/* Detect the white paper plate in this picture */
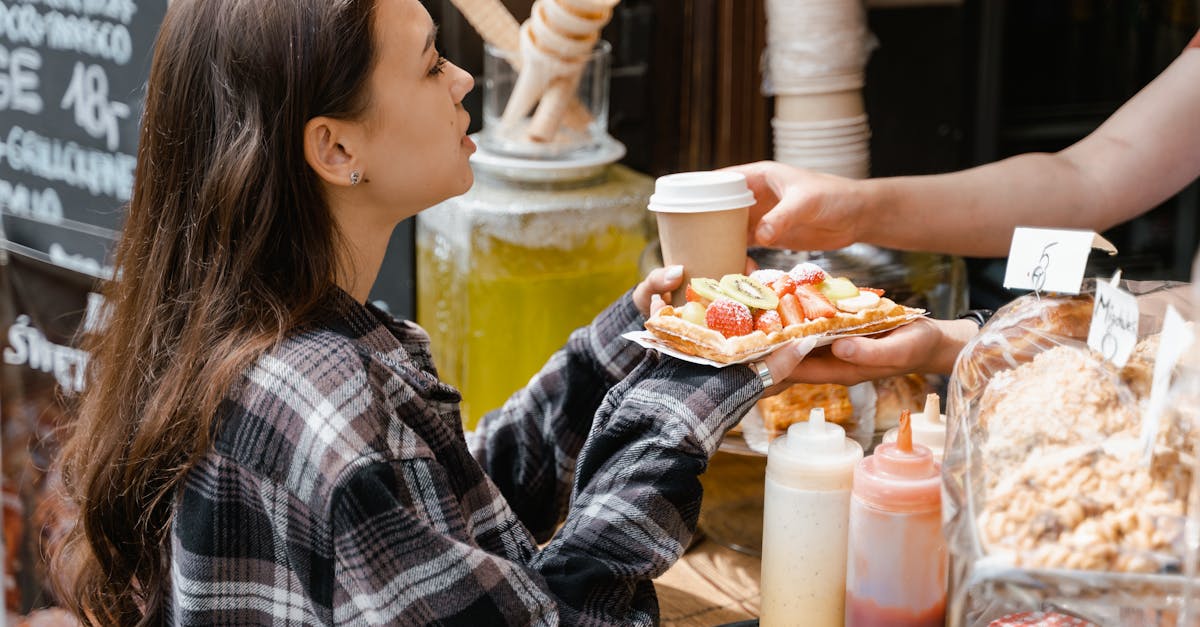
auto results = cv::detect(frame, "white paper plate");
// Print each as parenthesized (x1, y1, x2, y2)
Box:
(621, 311, 926, 368)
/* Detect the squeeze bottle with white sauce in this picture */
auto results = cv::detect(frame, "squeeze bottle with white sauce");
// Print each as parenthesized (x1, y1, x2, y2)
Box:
(760, 408, 864, 627)
(883, 393, 947, 462)
(845, 410, 946, 627)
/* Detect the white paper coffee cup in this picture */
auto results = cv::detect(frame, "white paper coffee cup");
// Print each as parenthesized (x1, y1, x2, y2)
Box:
(649, 171, 755, 305)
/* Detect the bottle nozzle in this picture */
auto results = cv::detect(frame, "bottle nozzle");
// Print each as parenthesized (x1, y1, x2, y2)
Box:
(898, 409, 913, 453)
(808, 407, 826, 430)
(923, 393, 942, 425)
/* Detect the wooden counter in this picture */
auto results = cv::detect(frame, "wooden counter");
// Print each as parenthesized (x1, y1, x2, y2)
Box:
(658, 536, 762, 626)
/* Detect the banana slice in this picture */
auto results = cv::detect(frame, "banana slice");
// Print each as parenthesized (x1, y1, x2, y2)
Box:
(835, 291, 881, 313)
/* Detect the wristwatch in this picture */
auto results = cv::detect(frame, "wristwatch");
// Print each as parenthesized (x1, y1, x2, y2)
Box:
(957, 308, 995, 328)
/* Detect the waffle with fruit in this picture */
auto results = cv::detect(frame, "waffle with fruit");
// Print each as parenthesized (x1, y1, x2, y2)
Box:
(644, 264, 925, 364)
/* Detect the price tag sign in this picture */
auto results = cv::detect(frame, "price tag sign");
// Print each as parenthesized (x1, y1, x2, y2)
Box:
(1003, 228, 1118, 294)
(1087, 277, 1138, 368)
(1140, 304, 1195, 463)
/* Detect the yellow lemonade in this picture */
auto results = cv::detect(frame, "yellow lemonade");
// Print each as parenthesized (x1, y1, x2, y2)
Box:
(417, 164, 653, 429)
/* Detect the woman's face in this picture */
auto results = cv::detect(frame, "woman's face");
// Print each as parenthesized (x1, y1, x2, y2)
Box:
(357, 0, 475, 217)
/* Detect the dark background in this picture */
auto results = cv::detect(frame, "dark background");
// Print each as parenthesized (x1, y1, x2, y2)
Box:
(379, 0, 1199, 315)
(1, 0, 1197, 316)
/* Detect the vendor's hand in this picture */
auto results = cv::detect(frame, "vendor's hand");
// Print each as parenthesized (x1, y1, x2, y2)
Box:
(634, 264, 684, 318)
(783, 318, 979, 386)
(723, 160, 867, 251)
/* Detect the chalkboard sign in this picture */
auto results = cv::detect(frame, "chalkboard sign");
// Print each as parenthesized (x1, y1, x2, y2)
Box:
(0, 0, 167, 276)
(0, 0, 167, 618)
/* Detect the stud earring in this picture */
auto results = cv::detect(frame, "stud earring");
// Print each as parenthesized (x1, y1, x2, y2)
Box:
(350, 170, 362, 186)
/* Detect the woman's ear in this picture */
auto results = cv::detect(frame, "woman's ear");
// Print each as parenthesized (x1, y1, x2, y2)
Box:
(303, 116, 361, 187)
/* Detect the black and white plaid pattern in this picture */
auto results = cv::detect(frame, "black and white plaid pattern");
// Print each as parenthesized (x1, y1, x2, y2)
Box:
(170, 289, 761, 625)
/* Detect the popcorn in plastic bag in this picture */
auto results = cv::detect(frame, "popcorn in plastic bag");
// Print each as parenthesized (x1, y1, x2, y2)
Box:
(944, 281, 1197, 626)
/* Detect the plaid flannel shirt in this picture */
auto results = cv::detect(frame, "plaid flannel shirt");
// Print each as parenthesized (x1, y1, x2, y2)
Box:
(170, 288, 762, 625)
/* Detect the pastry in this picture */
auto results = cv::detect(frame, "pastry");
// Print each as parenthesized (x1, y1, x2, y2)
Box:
(955, 295, 1093, 394)
(644, 264, 925, 363)
(758, 383, 854, 433)
(872, 374, 934, 431)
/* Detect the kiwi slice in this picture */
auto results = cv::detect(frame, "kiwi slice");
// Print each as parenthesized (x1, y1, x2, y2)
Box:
(719, 274, 779, 310)
(689, 277, 727, 302)
(819, 277, 860, 301)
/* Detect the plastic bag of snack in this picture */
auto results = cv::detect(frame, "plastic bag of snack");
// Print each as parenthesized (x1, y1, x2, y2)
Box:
(944, 280, 1197, 626)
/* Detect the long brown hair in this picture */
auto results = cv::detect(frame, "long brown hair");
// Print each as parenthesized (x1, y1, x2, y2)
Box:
(51, 0, 378, 623)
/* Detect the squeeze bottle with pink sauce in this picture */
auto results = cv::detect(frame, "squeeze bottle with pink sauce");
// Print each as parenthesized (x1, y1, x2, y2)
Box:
(845, 410, 946, 627)
(760, 408, 863, 627)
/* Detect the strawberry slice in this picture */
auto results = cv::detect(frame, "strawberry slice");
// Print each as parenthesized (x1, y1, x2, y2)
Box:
(770, 275, 798, 298)
(794, 285, 837, 319)
(777, 293, 805, 327)
(749, 268, 786, 286)
(705, 298, 754, 338)
(754, 309, 783, 334)
(788, 262, 828, 286)
(860, 287, 885, 296)
(685, 284, 712, 305)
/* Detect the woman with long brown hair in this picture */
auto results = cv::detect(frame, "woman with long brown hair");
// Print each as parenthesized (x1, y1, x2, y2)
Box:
(51, 0, 808, 623)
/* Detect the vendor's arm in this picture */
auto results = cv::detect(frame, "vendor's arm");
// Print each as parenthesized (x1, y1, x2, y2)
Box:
(469, 266, 685, 540)
(735, 46, 1200, 257)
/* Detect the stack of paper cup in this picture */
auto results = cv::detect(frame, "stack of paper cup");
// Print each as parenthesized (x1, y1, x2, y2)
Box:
(773, 115, 871, 179)
(764, 0, 875, 179)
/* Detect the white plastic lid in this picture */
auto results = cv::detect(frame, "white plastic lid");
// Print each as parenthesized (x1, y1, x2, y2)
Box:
(647, 171, 756, 213)
(766, 408, 863, 490)
(784, 408, 844, 454)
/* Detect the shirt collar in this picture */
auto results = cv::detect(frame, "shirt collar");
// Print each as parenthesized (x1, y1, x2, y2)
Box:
(322, 287, 440, 376)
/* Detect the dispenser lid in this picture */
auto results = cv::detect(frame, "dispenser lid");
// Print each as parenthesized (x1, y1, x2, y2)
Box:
(853, 442, 941, 513)
(785, 408, 844, 454)
(767, 409, 863, 489)
(883, 423, 945, 460)
(469, 133, 626, 182)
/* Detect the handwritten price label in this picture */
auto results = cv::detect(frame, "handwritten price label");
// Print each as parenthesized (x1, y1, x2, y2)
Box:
(1087, 278, 1138, 368)
(1141, 305, 1195, 464)
(1003, 228, 1117, 294)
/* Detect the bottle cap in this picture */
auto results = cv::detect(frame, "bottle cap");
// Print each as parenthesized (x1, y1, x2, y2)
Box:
(785, 408, 844, 454)
(647, 171, 756, 213)
(767, 408, 863, 491)
(854, 409, 941, 513)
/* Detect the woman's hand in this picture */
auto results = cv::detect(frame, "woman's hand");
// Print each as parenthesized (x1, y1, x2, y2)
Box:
(723, 160, 869, 251)
(750, 337, 821, 396)
(780, 317, 980, 386)
(633, 265, 684, 318)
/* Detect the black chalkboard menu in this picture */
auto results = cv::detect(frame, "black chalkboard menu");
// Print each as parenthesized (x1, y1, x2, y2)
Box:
(0, 0, 165, 276)
(0, 0, 166, 619)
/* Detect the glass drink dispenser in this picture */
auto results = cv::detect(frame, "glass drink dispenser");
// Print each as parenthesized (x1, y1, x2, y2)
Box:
(416, 42, 653, 429)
